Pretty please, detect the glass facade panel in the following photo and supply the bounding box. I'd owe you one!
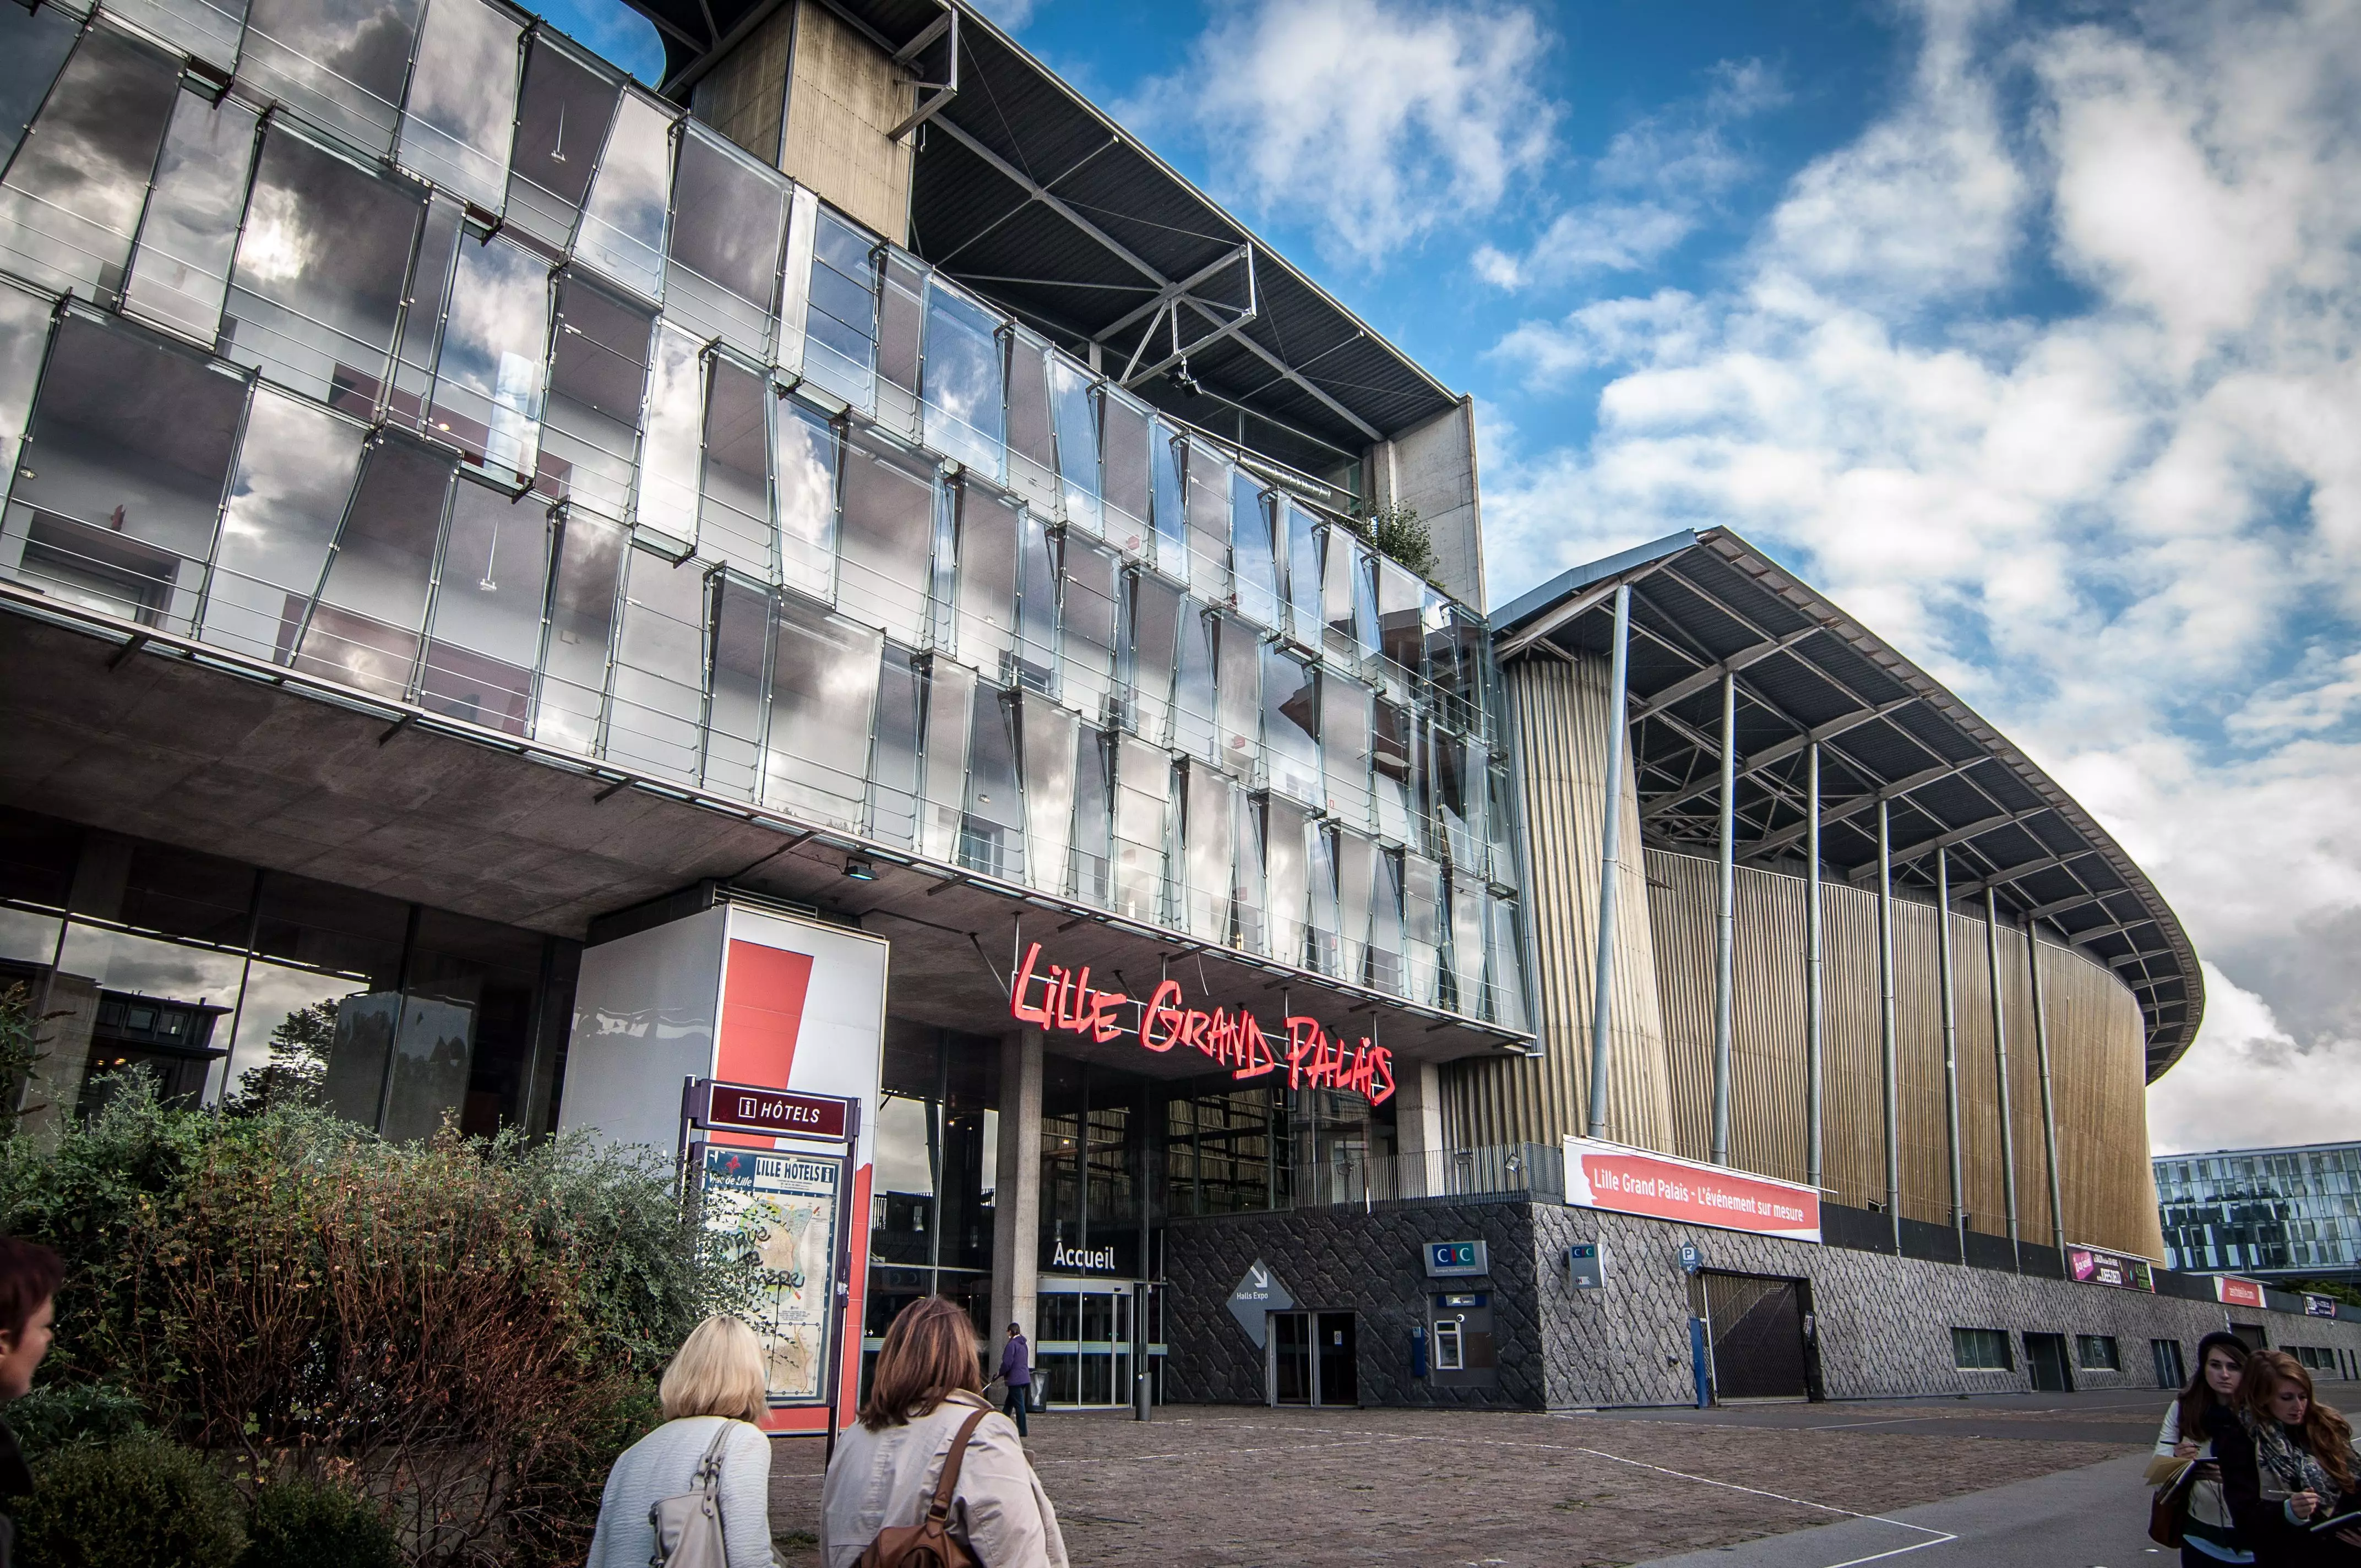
[1486,891,1526,1029]
[1333,827,1378,987]
[1448,869,1484,1014]
[504,35,616,249]
[875,252,923,419]
[1004,330,1057,516]
[1282,498,1322,649]
[664,124,786,353]
[764,596,880,831]
[418,478,550,734]
[920,281,1004,478]
[960,682,1022,882]
[0,280,49,482]
[1260,647,1319,806]
[225,127,424,406]
[1304,824,1340,977]
[1047,355,1100,537]
[1264,796,1310,969]
[0,24,180,300]
[1368,848,1405,995]
[295,436,454,699]
[1017,693,1077,897]
[574,91,673,301]
[1180,762,1234,945]
[917,657,973,863]
[198,388,366,663]
[1230,474,1278,630]
[868,641,923,849]
[1321,672,1375,833]
[123,91,262,344]
[388,194,463,431]
[431,234,550,485]
[1376,557,1424,691]
[1214,614,1259,777]
[606,545,708,779]
[1097,388,1150,557]
[539,271,652,521]
[240,0,425,157]
[1183,440,1232,603]
[1111,735,1168,924]
[1149,420,1186,584]
[1124,570,1179,745]
[774,396,839,600]
[0,7,83,178]
[696,354,771,579]
[1059,538,1119,725]
[1434,729,1483,872]
[634,323,703,548]
[1171,598,1217,764]
[702,573,770,799]
[1070,728,1112,908]
[951,478,1019,679]
[536,508,625,753]
[1230,787,1266,956]
[1015,502,1058,695]
[837,426,934,645]
[395,0,521,210]
[801,210,877,409]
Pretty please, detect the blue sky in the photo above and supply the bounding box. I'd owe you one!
[534,0,2361,1154]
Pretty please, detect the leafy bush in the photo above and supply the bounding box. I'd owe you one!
[240,1475,401,1568]
[502,1374,662,1568]
[14,1436,247,1568]
[6,1380,146,1457]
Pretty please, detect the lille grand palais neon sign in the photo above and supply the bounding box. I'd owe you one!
[1009,942,1396,1104]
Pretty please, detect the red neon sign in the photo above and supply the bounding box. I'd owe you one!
[1008,941,1395,1104]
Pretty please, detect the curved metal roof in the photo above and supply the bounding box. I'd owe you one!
[633,0,1460,473]
[1495,527,2203,1081]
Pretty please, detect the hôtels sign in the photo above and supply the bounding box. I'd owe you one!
[1009,941,1396,1104]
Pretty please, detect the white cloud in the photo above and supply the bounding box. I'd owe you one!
[970,0,1040,30]
[2147,966,2361,1155]
[1478,0,2361,1144]
[1122,0,1560,265]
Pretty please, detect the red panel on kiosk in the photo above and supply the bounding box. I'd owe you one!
[713,941,814,1147]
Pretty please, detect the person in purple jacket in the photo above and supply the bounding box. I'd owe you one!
[998,1322,1033,1438]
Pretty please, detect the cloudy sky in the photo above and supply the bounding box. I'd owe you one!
[551,0,2361,1156]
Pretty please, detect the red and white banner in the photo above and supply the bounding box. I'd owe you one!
[2216,1276,2267,1309]
[1562,1136,1823,1243]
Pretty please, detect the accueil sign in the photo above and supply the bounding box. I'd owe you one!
[1008,941,1396,1104]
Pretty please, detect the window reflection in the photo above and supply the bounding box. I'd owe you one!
[868,642,923,848]
[774,396,839,600]
[1260,647,1319,806]
[201,387,368,663]
[634,324,704,548]
[1017,694,1076,897]
[536,508,627,753]
[1058,539,1118,725]
[294,436,456,700]
[1097,389,1151,557]
[505,34,618,249]
[1180,761,1234,944]
[920,282,1005,477]
[836,426,934,646]
[1230,474,1279,630]
[802,210,878,410]
[917,659,974,863]
[960,684,1024,882]
[389,194,464,431]
[665,126,786,353]
[765,596,881,830]
[123,91,262,344]
[703,573,769,800]
[241,0,427,156]
[607,545,709,780]
[697,356,773,579]
[420,481,552,734]
[1047,356,1100,537]
[0,280,49,482]
[0,24,181,300]
[1183,441,1232,603]
[1111,736,1168,924]
[395,0,521,211]
[575,91,674,300]
[431,235,551,484]
[1004,331,1057,516]
[951,478,1019,679]
[0,5,81,175]
[540,271,654,519]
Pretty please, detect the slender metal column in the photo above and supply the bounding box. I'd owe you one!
[1711,671,1736,1166]
[2027,922,2069,1259]
[1804,743,1824,1194]
[1585,584,1632,1141]
[1935,852,1965,1250]
[1985,888,2021,1258]
[1876,799,1900,1252]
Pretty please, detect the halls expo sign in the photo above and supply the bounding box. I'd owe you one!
[1562,1136,1823,1244]
[1009,941,1396,1104]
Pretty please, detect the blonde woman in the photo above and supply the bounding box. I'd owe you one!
[587,1315,776,1568]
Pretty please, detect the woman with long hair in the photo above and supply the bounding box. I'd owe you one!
[2157,1332,2255,1566]
[821,1295,1067,1567]
[586,1315,776,1568]
[2208,1350,2361,1566]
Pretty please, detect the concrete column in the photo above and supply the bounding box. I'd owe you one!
[1393,1060,1445,1197]
[989,1028,1043,1347]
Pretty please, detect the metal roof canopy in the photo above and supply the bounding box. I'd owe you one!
[637,0,1459,476]
[1495,528,2203,1082]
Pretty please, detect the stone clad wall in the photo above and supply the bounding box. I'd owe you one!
[1161,1202,2361,1411]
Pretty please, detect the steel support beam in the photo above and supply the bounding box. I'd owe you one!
[1642,698,1916,822]
[1877,798,1901,1253]
[1952,848,2101,900]
[1987,888,2022,1259]
[2028,923,2069,1260]
[1853,805,2058,885]
[1711,671,1736,1166]
[1631,621,1825,722]
[1586,585,1632,1141]
[1746,756,1987,857]
[1805,742,1824,1194]
[1936,852,1965,1248]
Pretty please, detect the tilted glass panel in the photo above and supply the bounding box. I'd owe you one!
[1486,892,1527,1030]
[765,595,882,831]
[0,5,84,175]
[836,424,933,645]
[295,435,455,699]
[1229,475,1278,630]
[395,0,521,211]
[1259,646,1319,807]
[225,128,423,406]
[1305,824,1340,978]
[1368,848,1404,997]
[1015,502,1058,695]
[874,251,922,437]
[1375,556,1424,694]
[916,656,973,863]
[1123,569,1179,745]
[1097,385,1150,557]
[773,394,837,601]
[504,33,616,249]
[1320,671,1375,832]
[632,323,702,549]
[1230,786,1266,957]
[1070,727,1112,907]
[1486,760,1518,891]
[0,280,45,487]
[1149,419,1186,585]
[1333,826,1377,988]
[701,573,769,799]
[1213,613,1258,778]
[1261,796,1308,970]
[867,641,922,848]
[419,477,550,734]
[1433,728,1482,873]
[240,0,426,157]
[430,233,551,485]
[1427,595,1485,734]
[574,90,672,300]
[1321,525,1380,669]
[774,186,814,379]
[1400,851,1441,1006]
[1004,329,1057,516]
[1171,597,1218,764]
[387,193,463,429]
[1180,761,1235,945]
[1047,353,1100,537]
[1281,498,1321,649]
[0,24,180,300]
[1447,869,1485,1015]
[535,507,625,753]
[110,0,252,70]
[537,269,651,520]
[9,314,244,636]
[961,685,1024,882]
[200,386,368,663]
[607,546,708,779]
[1111,734,1169,925]
[664,123,786,355]
[696,354,771,580]
[801,209,877,410]
[1372,696,1414,846]
[1183,440,1232,604]
[1016,692,1077,897]
[920,280,1005,479]
[1058,536,1118,725]
[123,90,261,344]
[951,476,1018,679]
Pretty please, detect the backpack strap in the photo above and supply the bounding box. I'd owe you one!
[924,1407,992,1525]
[693,1422,735,1496]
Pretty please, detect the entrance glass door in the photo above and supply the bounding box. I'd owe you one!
[1038,1280,1156,1408]
[1270,1310,1357,1406]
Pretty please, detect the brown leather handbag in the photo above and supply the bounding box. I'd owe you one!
[858,1406,992,1568]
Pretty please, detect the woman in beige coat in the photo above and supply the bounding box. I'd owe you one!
[821,1296,1068,1568]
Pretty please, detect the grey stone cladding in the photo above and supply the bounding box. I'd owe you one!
[1161,1202,2361,1411]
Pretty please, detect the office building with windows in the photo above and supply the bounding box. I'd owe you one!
[2155,1141,2361,1286]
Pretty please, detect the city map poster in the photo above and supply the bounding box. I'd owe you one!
[703,1145,845,1405]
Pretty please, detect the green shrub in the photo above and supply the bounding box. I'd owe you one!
[15,1437,247,1568]
[6,1381,146,1457]
[239,1476,400,1568]
[503,1374,663,1568]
